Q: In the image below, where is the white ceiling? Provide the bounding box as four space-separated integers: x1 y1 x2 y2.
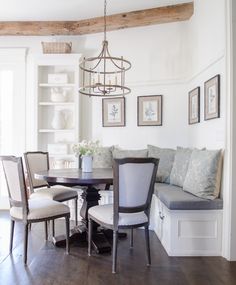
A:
0 0 193 21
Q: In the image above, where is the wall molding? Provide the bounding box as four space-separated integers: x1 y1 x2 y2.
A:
126 51 225 88
187 50 225 83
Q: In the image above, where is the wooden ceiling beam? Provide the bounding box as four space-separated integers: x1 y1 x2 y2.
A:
0 3 193 36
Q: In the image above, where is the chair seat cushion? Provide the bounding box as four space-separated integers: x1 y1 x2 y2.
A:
10 199 70 221
30 186 78 201
88 204 148 226
154 183 223 210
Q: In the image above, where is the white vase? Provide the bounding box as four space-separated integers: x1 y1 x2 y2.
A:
51 110 66 129
50 88 68 103
81 155 93 172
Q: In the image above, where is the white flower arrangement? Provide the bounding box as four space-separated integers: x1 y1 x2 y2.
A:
72 140 100 157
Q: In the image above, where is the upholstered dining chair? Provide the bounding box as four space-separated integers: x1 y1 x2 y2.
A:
0 156 70 264
88 157 159 273
24 151 78 236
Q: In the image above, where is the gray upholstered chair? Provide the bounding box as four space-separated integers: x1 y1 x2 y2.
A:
88 157 159 273
24 151 78 235
0 156 70 264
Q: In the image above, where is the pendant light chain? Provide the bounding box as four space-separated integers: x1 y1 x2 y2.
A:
104 0 107 42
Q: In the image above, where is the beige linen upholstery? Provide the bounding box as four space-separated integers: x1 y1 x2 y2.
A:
30 187 78 201
24 151 79 226
10 199 69 220
88 204 148 226
0 156 70 265
25 152 48 188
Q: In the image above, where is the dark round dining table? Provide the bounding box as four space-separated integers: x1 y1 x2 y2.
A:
35 168 113 187
35 168 115 252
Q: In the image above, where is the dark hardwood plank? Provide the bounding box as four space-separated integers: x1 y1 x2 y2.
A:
0 211 236 285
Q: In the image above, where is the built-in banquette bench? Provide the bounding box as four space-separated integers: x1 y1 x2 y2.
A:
92 144 223 256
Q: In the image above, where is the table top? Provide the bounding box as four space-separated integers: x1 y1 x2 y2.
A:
35 168 113 186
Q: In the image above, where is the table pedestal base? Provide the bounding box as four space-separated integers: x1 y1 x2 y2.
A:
51 183 127 252
52 223 127 253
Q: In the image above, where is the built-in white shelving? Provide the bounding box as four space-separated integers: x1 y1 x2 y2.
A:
34 54 81 169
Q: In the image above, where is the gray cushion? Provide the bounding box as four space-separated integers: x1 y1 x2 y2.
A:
112 148 148 159
148 145 176 183
183 149 223 200
170 147 193 187
154 183 223 210
93 146 114 168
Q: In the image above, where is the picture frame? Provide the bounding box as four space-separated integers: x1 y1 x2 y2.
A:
204 74 220 120
137 95 162 126
102 97 125 127
188 87 200 125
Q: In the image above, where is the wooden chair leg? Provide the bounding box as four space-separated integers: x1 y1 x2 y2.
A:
51 220 55 237
112 230 118 274
88 218 93 256
9 220 15 253
130 228 134 248
145 225 151 266
65 216 70 254
75 198 78 226
44 221 48 241
24 223 29 265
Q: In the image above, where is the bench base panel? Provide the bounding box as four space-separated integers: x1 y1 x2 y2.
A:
150 195 223 256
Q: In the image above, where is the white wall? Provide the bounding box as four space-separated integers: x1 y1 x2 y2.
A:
0 21 190 150
87 23 190 149
187 0 226 149
229 0 236 260
224 0 236 261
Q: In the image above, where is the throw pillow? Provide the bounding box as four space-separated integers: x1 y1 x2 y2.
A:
183 149 223 200
93 146 114 168
170 147 193 187
112 148 148 159
147 145 176 183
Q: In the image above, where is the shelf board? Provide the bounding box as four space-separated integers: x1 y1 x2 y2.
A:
39 83 75 87
39 102 74 106
39 129 74 133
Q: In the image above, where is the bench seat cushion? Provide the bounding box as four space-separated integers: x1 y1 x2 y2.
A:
154 183 223 210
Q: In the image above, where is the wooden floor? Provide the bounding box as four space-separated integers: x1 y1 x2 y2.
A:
0 211 236 285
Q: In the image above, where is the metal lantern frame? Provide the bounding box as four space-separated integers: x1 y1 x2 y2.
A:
79 0 131 97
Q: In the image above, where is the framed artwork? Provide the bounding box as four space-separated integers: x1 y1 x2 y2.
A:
137 95 162 126
102 97 125 127
188 87 200 125
204 75 220 120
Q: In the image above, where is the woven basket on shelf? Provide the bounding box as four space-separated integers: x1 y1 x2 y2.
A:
41 42 72 54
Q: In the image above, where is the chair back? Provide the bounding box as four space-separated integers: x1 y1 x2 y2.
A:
113 158 159 226
24 151 49 192
0 156 29 217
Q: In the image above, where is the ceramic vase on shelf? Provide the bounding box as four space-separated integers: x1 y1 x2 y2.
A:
50 87 67 102
51 110 66 129
81 155 93 172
